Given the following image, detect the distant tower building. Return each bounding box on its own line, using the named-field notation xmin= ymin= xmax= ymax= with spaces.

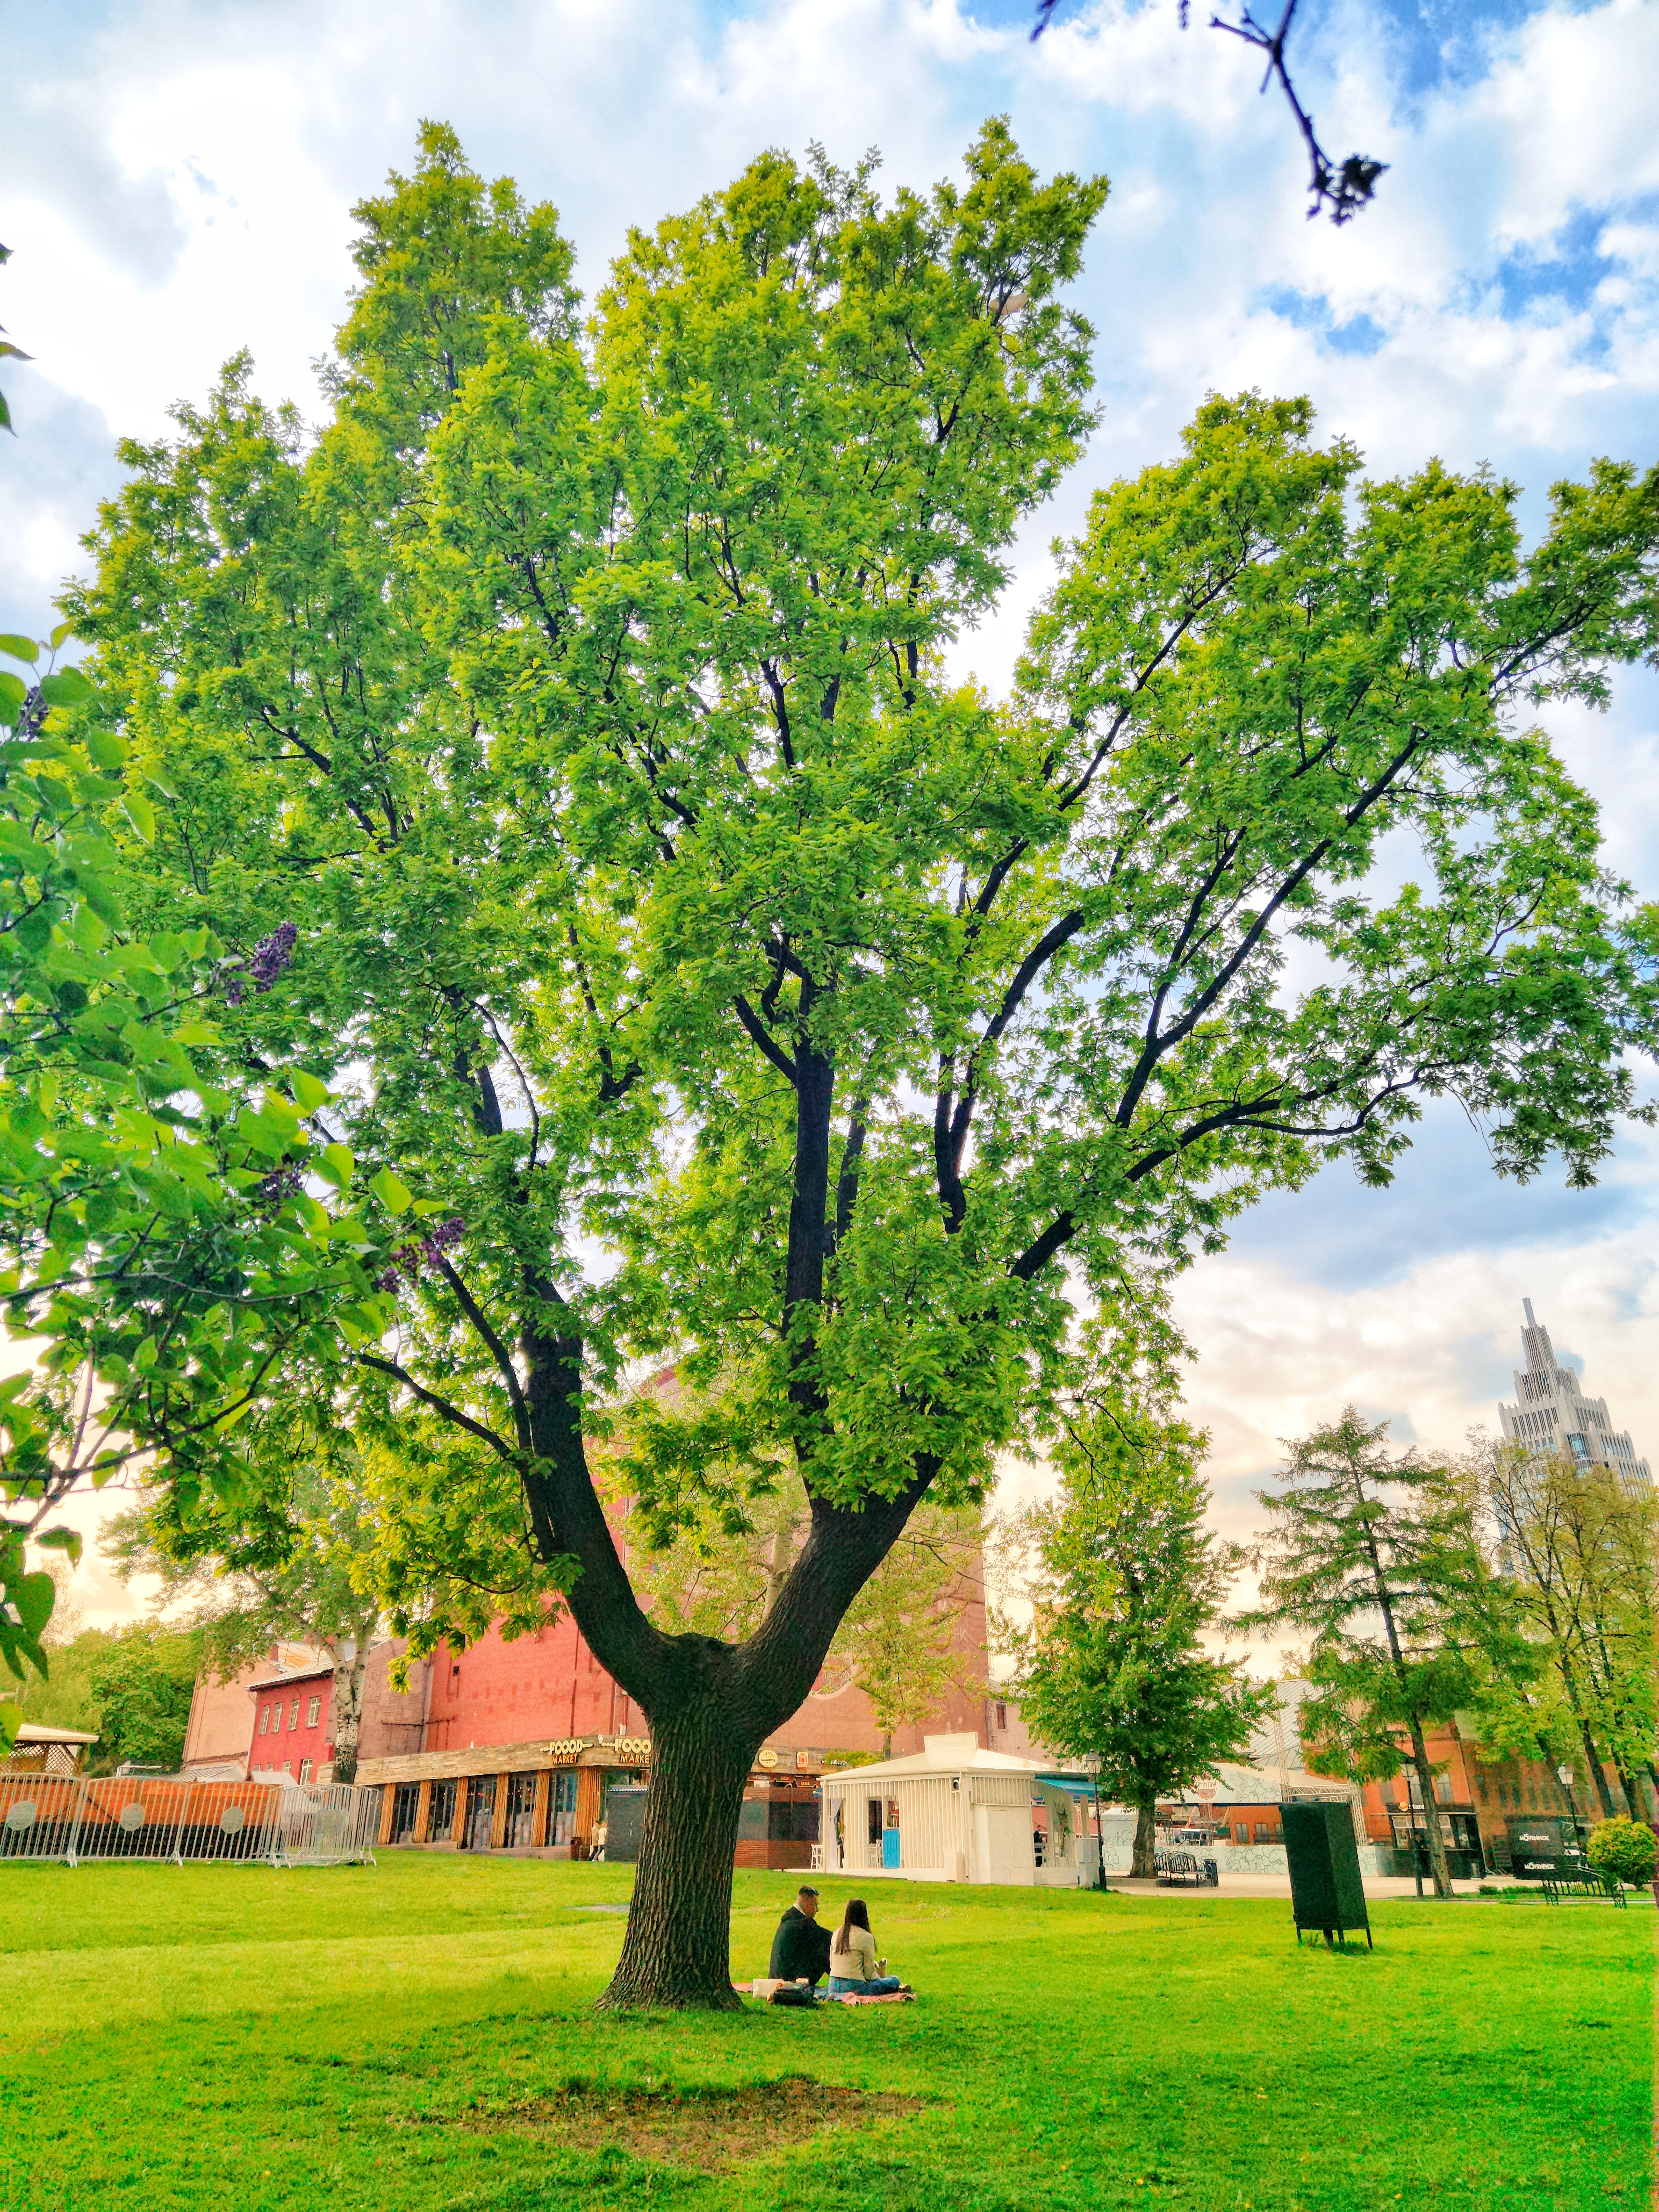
xmin=1497 ymin=1299 xmax=1652 ymax=1495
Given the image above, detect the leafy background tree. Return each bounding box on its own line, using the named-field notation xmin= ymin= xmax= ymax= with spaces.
xmin=1482 ymin=1445 xmax=1656 ymax=1825
xmin=17 ymin=1569 xmax=200 ymax=1774
xmin=104 ymin=1404 xmax=385 ymax=1784
xmin=14 ymin=117 xmax=1656 ymax=2007
xmin=998 ymin=1383 xmax=1274 ymax=1877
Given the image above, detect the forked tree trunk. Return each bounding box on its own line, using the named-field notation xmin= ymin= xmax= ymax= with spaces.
xmin=597 ymin=1703 xmax=759 ymax=2010
xmin=518 ymin=1298 xmax=938 ymax=2011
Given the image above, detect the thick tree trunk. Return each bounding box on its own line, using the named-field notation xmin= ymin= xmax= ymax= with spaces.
xmin=597 ymin=1701 xmax=757 ymax=2011
xmin=517 ymin=1309 xmax=939 ymax=2010
xmin=1131 ymin=1797 xmax=1156 ymax=1879
xmin=1406 ymin=1722 xmax=1452 ymax=1898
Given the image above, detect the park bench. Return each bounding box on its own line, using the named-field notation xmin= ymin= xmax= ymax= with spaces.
xmin=1155 ymin=1850 xmax=1218 ymax=1888
xmin=1539 ymin=1870 xmax=1625 ymax=1907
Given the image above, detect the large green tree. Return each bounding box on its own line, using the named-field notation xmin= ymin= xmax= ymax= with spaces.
xmin=999 ymin=1387 xmax=1275 ymax=1877
xmin=24 ymin=119 xmax=1659 ymax=2005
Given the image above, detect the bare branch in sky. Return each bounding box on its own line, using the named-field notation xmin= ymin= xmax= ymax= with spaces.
xmin=1032 ymin=0 xmax=1388 ymax=227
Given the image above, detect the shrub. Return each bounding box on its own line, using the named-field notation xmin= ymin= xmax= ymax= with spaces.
xmin=1585 ymin=1816 xmax=1657 ymax=1890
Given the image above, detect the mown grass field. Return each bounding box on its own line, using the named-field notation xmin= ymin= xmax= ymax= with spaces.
xmin=0 ymin=1853 xmax=1647 ymax=2211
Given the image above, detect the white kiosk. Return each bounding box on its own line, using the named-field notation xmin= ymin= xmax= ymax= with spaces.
xmin=816 ymin=1733 xmax=1118 ymax=1887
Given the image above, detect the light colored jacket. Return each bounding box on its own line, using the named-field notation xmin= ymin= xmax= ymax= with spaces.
xmin=830 ymin=1923 xmax=877 ymax=1979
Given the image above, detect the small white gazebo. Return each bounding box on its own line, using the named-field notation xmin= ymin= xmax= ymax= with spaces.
xmin=817 ymin=1733 xmax=1121 ymax=1887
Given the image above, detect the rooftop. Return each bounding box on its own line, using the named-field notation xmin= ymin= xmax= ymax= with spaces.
xmin=818 ymin=1733 xmax=1093 ymax=1785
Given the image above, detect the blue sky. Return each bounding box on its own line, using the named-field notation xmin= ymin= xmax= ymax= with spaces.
xmin=3 ymin=0 xmax=1655 ymax=1607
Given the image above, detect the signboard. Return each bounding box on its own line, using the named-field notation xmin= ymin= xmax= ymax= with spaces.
xmin=757 ymin=1748 xmax=779 ymax=1770
xmin=1505 ymin=1815 xmax=1591 ymax=1882
xmin=1283 ymin=1800 xmax=1371 ymax=1948
xmin=1195 ymin=1779 xmax=1217 ymax=1800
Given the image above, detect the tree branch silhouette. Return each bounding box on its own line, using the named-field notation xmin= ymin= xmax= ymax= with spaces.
xmin=1032 ymin=0 xmax=1387 ymax=227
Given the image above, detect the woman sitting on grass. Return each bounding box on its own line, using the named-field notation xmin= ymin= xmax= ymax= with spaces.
xmin=827 ymin=1899 xmax=905 ymax=1996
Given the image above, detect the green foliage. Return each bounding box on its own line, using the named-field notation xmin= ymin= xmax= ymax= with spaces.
xmin=0 ymin=241 xmax=390 ymax=1735
xmin=1586 ymin=1814 xmax=1657 ymax=1890
xmin=17 ymin=1617 xmax=200 ymax=1773
xmin=46 ymin=128 xmax=1659 ymax=1541
xmin=82 ymin=1622 xmax=199 ymax=1771
xmin=104 ymin=1402 xmax=382 ymax=1671
xmin=9 ymin=123 xmax=1658 ymax=1988
xmin=1482 ymin=1446 xmax=1656 ymax=1818
xmin=999 ymin=1387 xmax=1274 ymax=1823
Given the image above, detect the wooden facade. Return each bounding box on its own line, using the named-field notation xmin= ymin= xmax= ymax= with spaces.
xmin=356 ymin=1732 xmax=828 ymax=1867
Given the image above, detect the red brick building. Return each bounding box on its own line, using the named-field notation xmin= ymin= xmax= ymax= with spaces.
xmin=351 ymin=1561 xmax=993 ymax=1862
xmin=247 ymin=1660 xmax=337 ymax=1785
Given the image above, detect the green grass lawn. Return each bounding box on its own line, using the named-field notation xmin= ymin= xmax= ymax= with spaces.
xmin=0 ymin=1855 xmax=1648 ymax=2212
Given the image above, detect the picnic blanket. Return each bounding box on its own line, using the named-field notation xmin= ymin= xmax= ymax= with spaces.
xmin=741 ymin=1979 xmax=914 ymax=2005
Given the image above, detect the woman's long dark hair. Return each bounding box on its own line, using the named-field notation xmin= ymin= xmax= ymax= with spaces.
xmin=832 ymin=1897 xmax=872 ymax=1957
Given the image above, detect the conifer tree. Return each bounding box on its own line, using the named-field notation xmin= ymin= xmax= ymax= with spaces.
xmin=1244 ymin=1410 xmax=1498 ymax=1897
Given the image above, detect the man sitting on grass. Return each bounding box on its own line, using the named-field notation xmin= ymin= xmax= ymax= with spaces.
xmin=768 ymin=1884 xmax=832 ymax=1987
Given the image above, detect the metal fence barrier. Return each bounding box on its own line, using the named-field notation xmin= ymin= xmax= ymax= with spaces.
xmin=0 ymin=1774 xmax=378 ymax=1868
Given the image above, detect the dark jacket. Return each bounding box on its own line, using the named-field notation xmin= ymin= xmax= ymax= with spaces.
xmin=769 ymin=1904 xmax=832 ymax=1984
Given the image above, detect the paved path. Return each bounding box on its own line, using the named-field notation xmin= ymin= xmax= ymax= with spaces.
xmin=1102 ymin=1873 xmax=1510 ymax=1900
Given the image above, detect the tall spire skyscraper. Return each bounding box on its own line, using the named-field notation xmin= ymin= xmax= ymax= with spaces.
xmin=1497 ymin=1300 xmax=1652 ymax=1495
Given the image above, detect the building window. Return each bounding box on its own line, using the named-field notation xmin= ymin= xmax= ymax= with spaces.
xmin=1254 ymin=1823 xmax=1271 ymax=1844
xmin=390 ymin=1783 xmax=421 ymax=1845
xmin=288 ymin=1699 xmax=300 ymax=1730
xmin=258 ymin=1707 xmax=269 ymax=1736
xmin=995 ymin=1702 xmax=1007 ymax=1732
xmin=549 ymin=1770 xmax=579 ymax=1846
xmin=299 ymin=1759 xmax=314 ymax=1784
xmin=306 ymin=1696 xmax=321 ymax=1728
xmin=1434 ymin=1772 xmax=1453 ymax=1805
xmin=505 ymin=1772 xmax=539 ymax=1848
xmin=464 ymin=1775 xmax=497 ymax=1851
xmin=429 ymin=1777 xmax=458 ymax=1840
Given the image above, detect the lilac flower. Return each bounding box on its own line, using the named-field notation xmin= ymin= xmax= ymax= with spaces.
xmin=256 ymin=1167 xmax=303 ymax=1212
xmin=223 ymin=921 xmax=298 ymax=1008
xmin=372 ymin=1215 xmax=466 ymax=1296
xmin=421 ymin=1215 xmax=466 ymax=1268
xmin=250 ymin=921 xmax=297 ymax=990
